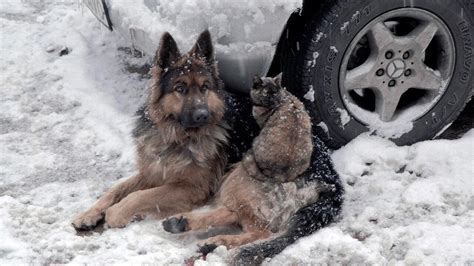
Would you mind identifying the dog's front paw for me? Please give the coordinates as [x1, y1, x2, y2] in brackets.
[105, 204, 132, 228]
[198, 243, 218, 256]
[163, 216, 188, 233]
[72, 209, 104, 230]
[199, 236, 235, 249]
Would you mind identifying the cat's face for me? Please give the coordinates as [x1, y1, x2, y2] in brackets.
[250, 74, 283, 108]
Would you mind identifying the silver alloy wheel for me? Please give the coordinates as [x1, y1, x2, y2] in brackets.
[339, 8, 455, 123]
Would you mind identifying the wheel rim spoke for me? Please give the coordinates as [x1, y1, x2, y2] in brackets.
[367, 22, 395, 50]
[412, 66, 444, 91]
[411, 21, 438, 52]
[344, 59, 377, 91]
[375, 90, 403, 122]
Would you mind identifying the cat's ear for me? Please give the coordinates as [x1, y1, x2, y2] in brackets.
[274, 72, 283, 87]
[253, 75, 263, 87]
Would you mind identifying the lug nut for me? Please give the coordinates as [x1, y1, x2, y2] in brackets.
[376, 69, 385, 76]
[404, 69, 412, 77]
[388, 80, 396, 87]
[385, 51, 394, 59]
[403, 51, 410, 59]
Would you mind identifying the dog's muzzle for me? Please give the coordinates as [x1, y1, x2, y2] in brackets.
[181, 108, 210, 129]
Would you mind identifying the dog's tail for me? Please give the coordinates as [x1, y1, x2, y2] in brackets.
[233, 136, 344, 265]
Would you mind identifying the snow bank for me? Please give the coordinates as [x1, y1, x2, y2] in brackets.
[106, 0, 301, 56]
[1, 0, 473, 265]
[270, 131, 474, 265]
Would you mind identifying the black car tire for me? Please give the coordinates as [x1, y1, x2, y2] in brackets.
[282, 0, 473, 148]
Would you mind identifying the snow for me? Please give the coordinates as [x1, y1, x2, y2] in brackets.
[303, 85, 315, 102]
[317, 122, 329, 135]
[337, 108, 351, 129]
[1, 0, 473, 265]
[426, 66, 450, 91]
[313, 32, 324, 43]
[346, 102, 415, 138]
[106, 0, 301, 54]
[341, 11, 361, 34]
[307, 51, 319, 69]
[270, 132, 474, 265]
[352, 11, 361, 20]
[340, 22, 349, 32]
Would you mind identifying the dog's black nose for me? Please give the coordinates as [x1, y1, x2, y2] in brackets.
[193, 108, 209, 124]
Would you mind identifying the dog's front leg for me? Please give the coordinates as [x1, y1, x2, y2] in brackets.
[104, 184, 206, 228]
[202, 229, 271, 249]
[72, 174, 144, 230]
[163, 207, 238, 233]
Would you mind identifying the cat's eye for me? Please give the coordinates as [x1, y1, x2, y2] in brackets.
[201, 82, 210, 92]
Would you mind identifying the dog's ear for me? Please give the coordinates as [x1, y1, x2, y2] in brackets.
[274, 73, 283, 87]
[190, 30, 214, 63]
[156, 32, 180, 69]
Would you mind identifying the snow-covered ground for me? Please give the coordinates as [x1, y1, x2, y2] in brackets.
[1, 1, 473, 264]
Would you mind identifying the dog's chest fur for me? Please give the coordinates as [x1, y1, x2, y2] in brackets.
[133, 111, 228, 186]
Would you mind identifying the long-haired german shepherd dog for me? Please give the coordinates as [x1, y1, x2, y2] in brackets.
[72, 30, 230, 229]
[72, 28, 344, 265]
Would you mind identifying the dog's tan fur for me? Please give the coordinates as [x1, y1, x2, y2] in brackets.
[72, 30, 229, 229]
[166, 76, 326, 248]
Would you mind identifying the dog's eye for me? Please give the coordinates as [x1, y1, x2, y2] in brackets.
[174, 84, 186, 94]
